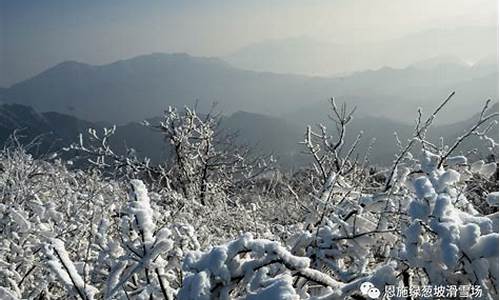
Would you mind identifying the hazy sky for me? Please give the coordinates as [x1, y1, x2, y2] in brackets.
[0, 0, 497, 86]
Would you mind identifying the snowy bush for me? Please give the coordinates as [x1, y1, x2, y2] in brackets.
[0, 96, 498, 299]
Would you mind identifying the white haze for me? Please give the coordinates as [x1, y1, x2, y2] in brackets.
[0, 0, 498, 86]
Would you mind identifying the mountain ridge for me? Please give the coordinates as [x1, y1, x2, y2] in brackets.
[226, 26, 497, 76]
[0, 103, 496, 167]
[2, 52, 497, 126]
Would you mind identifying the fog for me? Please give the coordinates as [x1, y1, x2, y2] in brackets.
[1, 0, 497, 86]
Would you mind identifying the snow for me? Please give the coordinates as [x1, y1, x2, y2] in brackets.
[479, 162, 497, 178]
[487, 212, 499, 232]
[129, 180, 156, 247]
[0, 287, 18, 300]
[0, 104, 498, 299]
[471, 160, 485, 173]
[420, 150, 441, 174]
[436, 169, 460, 191]
[409, 198, 431, 220]
[177, 271, 212, 300]
[413, 176, 436, 199]
[9, 208, 31, 232]
[447, 156, 468, 166]
[246, 275, 299, 300]
[44, 239, 97, 299]
[104, 261, 127, 299]
[458, 224, 481, 250]
[469, 233, 499, 259]
[432, 194, 452, 218]
[440, 240, 459, 269]
[487, 192, 499, 207]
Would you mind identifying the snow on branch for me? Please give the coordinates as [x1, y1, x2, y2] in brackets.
[43, 238, 97, 300]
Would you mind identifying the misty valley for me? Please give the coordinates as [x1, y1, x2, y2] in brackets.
[0, 53, 498, 167]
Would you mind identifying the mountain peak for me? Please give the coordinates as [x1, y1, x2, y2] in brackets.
[50, 60, 92, 71]
[112, 52, 230, 68]
[28, 60, 95, 81]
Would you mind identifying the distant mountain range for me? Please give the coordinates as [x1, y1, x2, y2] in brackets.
[0, 52, 497, 126]
[0, 103, 302, 166]
[0, 102, 496, 168]
[225, 27, 497, 76]
[0, 104, 95, 156]
[1, 53, 331, 123]
[0, 48, 497, 167]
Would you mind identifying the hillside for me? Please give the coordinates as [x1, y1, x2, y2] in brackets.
[0, 103, 496, 168]
[3, 53, 323, 123]
[0, 104, 94, 152]
[2, 53, 497, 126]
[0, 104, 302, 166]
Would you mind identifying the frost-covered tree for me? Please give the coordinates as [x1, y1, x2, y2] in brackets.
[69, 105, 273, 205]
[0, 95, 497, 299]
[146, 106, 273, 204]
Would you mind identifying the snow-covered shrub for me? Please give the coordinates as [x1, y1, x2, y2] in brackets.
[69, 106, 274, 206]
[0, 96, 497, 299]
[397, 150, 498, 294]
